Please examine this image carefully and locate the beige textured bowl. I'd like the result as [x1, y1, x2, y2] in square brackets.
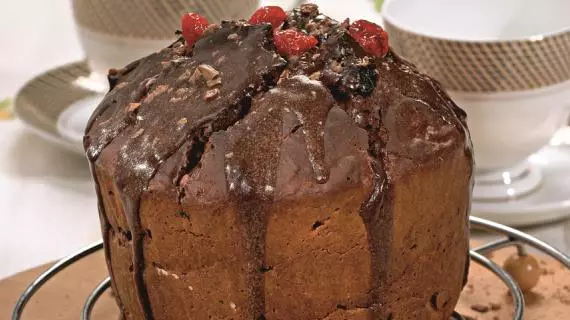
[382, 0, 570, 202]
[72, 0, 259, 39]
[382, 0, 570, 93]
[71, 0, 259, 74]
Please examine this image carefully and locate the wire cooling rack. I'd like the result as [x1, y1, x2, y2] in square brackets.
[11, 216, 570, 320]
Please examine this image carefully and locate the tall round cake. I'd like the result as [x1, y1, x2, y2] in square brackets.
[84, 4, 473, 320]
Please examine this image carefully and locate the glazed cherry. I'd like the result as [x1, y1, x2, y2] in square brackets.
[348, 20, 389, 58]
[273, 29, 318, 57]
[249, 6, 287, 30]
[181, 12, 210, 47]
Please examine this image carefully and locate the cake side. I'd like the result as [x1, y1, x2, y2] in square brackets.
[85, 4, 474, 320]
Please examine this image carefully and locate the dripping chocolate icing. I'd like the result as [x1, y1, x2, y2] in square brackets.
[84, 4, 473, 319]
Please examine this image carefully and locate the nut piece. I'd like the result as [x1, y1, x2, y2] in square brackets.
[309, 71, 321, 81]
[300, 3, 319, 15]
[177, 117, 188, 126]
[227, 33, 239, 41]
[207, 78, 222, 88]
[127, 102, 141, 112]
[204, 89, 220, 101]
[197, 64, 220, 81]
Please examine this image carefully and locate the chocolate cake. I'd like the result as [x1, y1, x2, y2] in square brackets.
[84, 4, 474, 319]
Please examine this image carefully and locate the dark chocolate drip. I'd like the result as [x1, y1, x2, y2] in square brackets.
[86, 23, 285, 320]
[225, 77, 334, 317]
[360, 157, 392, 318]
[87, 165, 126, 314]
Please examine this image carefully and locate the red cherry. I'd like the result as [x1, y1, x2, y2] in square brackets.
[348, 20, 389, 58]
[273, 29, 318, 57]
[249, 6, 287, 30]
[181, 12, 210, 47]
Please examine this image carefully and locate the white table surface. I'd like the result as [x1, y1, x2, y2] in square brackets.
[1, 0, 568, 283]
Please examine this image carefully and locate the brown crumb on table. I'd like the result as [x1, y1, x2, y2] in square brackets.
[489, 302, 501, 311]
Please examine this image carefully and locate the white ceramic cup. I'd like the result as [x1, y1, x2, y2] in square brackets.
[71, 0, 260, 81]
[383, 0, 570, 200]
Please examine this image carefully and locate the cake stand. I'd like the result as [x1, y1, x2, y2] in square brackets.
[11, 217, 570, 320]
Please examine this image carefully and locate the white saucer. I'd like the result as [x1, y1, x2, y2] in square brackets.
[14, 61, 104, 155]
[472, 144, 570, 227]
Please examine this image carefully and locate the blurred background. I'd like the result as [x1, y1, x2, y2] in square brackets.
[0, 0, 569, 296]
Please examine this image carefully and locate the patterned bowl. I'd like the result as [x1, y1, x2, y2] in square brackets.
[382, 0, 570, 174]
[71, 0, 259, 75]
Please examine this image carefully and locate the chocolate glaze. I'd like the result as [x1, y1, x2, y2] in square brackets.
[85, 4, 473, 319]
[86, 22, 286, 319]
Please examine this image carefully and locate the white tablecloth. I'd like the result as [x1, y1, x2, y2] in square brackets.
[0, 0, 382, 280]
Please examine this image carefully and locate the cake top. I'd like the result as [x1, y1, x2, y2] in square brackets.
[84, 3, 472, 204]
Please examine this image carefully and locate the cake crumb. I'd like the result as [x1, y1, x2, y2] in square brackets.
[230, 302, 237, 311]
[188, 286, 194, 291]
[471, 304, 489, 313]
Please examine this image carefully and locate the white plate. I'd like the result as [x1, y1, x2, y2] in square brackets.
[14, 61, 102, 155]
[472, 145, 570, 227]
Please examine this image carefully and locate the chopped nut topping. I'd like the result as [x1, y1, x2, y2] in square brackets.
[189, 68, 202, 84]
[202, 24, 221, 37]
[300, 3, 319, 15]
[177, 117, 188, 126]
[311, 53, 321, 61]
[215, 55, 227, 66]
[309, 72, 321, 80]
[133, 128, 144, 138]
[127, 102, 141, 112]
[197, 64, 220, 80]
[115, 82, 129, 89]
[204, 88, 220, 101]
[330, 61, 343, 73]
[108, 68, 120, 76]
[143, 85, 168, 103]
[172, 45, 187, 56]
[207, 78, 222, 88]
[177, 69, 193, 84]
[277, 69, 291, 84]
[227, 33, 239, 41]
